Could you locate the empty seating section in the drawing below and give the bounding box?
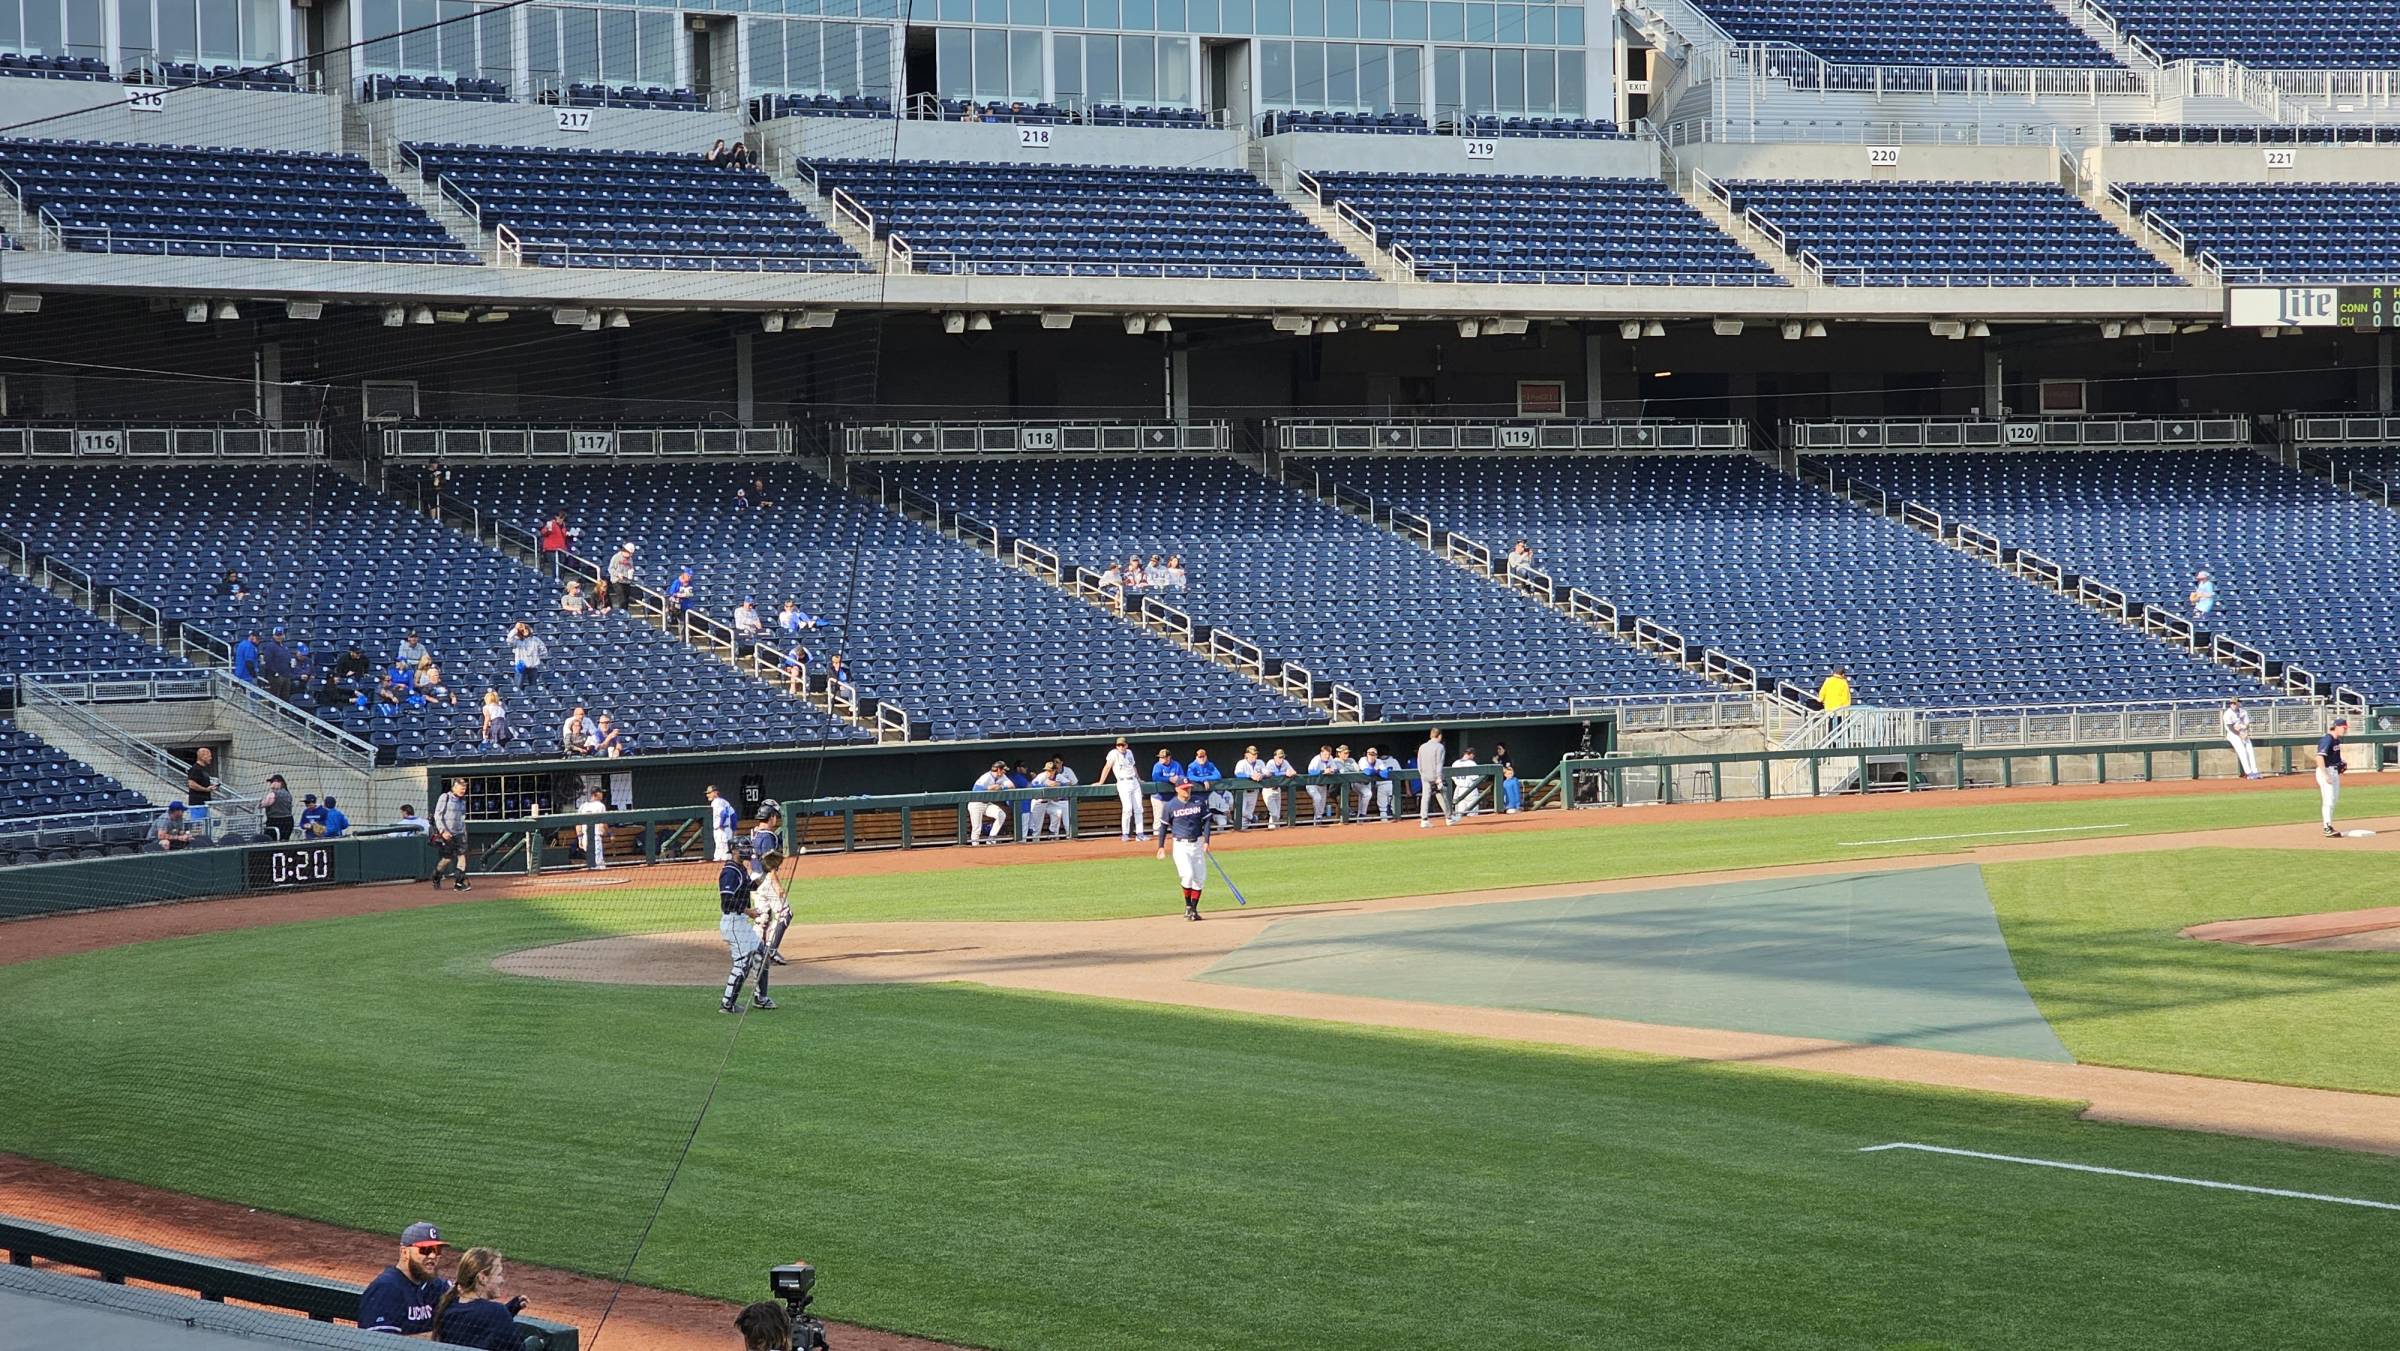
[0,139,475,263]
[0,572,192,688]
[0,470,866,763]
[1821,451,2400,699]
[157,61,303,92]
[362,73,509,102]
[0,52,110,80]
[1084,104,1213,128]
[2119,183,2400,283]
[809,160,1370,279]
[404,143,866,271]
[1455,116,1628,140]
[564,83,706,110]
[751,93,893,120]
[1691,0,2116,66]
[443,467,1319,740]
[2112,123,2400,143]
[875,458,1716,718]
[1312,173,1781,285]
[2103,1,2400,66]
[1262,110,1430,134]
[1726,180,2179,287]
[1316,455,2258,708]
[0,723,150,822]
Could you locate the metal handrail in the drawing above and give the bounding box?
[207,671,381,776]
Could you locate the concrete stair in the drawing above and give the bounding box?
[1670,171,1817,287]
[779,166,887,270]
[1248,144,1408,283]
[350,112,505,265]
[2082,180,2216,284]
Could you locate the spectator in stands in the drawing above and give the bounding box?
[506,621,548,688]
[260,627,294,698]
[960,103,984,123]
[780,643,810,695]
[825,653,850,688]
[968,760,1012,845]
[330,641,372,700]
[148,801,198,851]
[1163,554,1187,590]
[184,747,216,817]
[2190,570,2217,624]
[733,598,765,655]
[321,796,351,838]
[578,786,610,870]
[393,805,428,835]
[728,142,753,169]
[290,641,317,695]
[777,600,817,633]
[539,512,570,557]
[300,794,329,837]
[359,1221,451,1336]
[233,629,261,684]
[562,704,597,755]
[606,542,638,607]
[1098,560,1125,608]
[260,774,296,841]
[737,1301,794,1351]
[703,137,733,165]
[431,780,471,891]
[373,667,408,710]
[1500,764,1523,814]
[667,567,697,614]
[561,579,591,618]
[397,631,430,668]
[416,658,458,706]
[1124,555,1147,591]
[429,1246,527,1349]
[480,690,513,747]
[1507,540,1535,577]
[594,713,625,758]
[1817,666,1854,721]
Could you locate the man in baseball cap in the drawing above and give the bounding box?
[359,1221,451,1335]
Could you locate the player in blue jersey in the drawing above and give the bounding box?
[1154,777,1214,921]
[359,1222,450,1335]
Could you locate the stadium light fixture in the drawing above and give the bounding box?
[968,312,994,332]
[384,305,409,327]
[1651,369,1675,379]
[1123,314,1149,335]
[282,300,322,321]
[943,311,968,334]
[1618,320,1643,340]
[552,307,593,327]
[2258,326,2280,338]
[1966,321,1991,338]
[1712,319,1743,336]
[1150,314,1174,333]
[184,301,210,324]
[408,304,434,325]
[1485,317,1529,336]
[1457,318,1482,339]
[2101,321,2123,339]
[760,311,787,333]
[1368,320,1401,332]
[605,310,630,329]
[1805,321,1828,339]
[1928,320,1965,340]
[1780,320,1804,341]
[213,300,240,321]
[798,309,838,329]
[1270,315,1313,334]
[1311,317,1339,335]
[1641,320,1666,338]
[1039,311,1075,329]
[2141,318,2176,336]
[1,292,39,314]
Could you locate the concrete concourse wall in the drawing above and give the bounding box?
[0,82,341,152]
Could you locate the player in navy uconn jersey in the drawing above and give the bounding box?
[359,1222,450,1335]
[1153,777,1214,921]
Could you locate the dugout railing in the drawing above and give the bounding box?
[0,1215,578,1349]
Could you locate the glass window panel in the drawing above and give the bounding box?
[562,6,599,79]
[118,0,153,63]
[1389,37,1416,107]
[477,5,511,80]
[1188,0,1216,32]
[639,10,674,82]
[1392,0,1422,36]
[243,0,274,61]
[1122,0,1150,27]
[1356,40,1384,109]
[793,18,822,84]
[1157,0,1183,31]
[157,0,195,60]
[1325,40,1352,104]
[1556,43,1579,110]
[1526,47,1550,110]
[1292,36,1320,101]
[1086,30,1116,97]
[1428,0,1458,39]
[859,22,891,90]
[826,21,858,88]
[23,0,60,53]
[66,0,102,57]
[1291,0,1318,35]
[1158,34,1188,99]
[859,0,899,19]
[1259,35,1289,103]
[971,24,1003,93]
[1216,0,1246,29]
[1121,32,1151,97]
[1495,1,1521,42]
[1431,43,1456,112]
[1325,0,1352,37]
[935,23,970,94]
[1008,0,1039,23]
[1049,0,1081,24]
[1085,0,1115,26]
[972,0,1002,23]
[0,1,20,51]
[934,0,968,20]
[1358,0,1386,37]
[745,17,779,84]
[434,0,469,73]
[1051,31,1079,92]
[599,6,634,77]
[1008,27,1039,95]
[395,0,431,66]
[1554,3,1577,44]
[1462,43,1489,110]
[1493,44,1519,110]
[522,5,556,78]
[1463,1,1491,41]
[1254,0,1283,34]
[1526,5,1549,43]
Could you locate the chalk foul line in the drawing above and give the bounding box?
[1837,823,2132,847]
[1859,1143,2400,1212]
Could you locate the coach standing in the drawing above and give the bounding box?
[707,784,738,861]
[1098,737,1144,841]
[432,777,472,891]
[1416,728,1449,828]
[2316,717,2349,838]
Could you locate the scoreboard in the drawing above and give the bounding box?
[2225,284,2400,329]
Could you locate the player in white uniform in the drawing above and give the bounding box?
[577,786,609,869]
[1047,758,1079,839]
[2222,697,2260,779]
[1262,749,1296,828]
[1450,748,1484,818]
[1097,737,1144,841]
[968,761,1012,845]
[1231,745,1267,828]
[1416,728,1450,827]
[706,784,737,860]
[1305,745,1336,824]
[2316,718,2349,837]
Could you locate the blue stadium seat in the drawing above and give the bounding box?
[2120,182,2400,283]
[0,572,193,688]
[2103,1,2400,66]
[1726,179,2182,287]
[0,721,151,825]
[1691,0,2120,66]
[0,52,113,81]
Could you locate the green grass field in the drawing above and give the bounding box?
[5,784,2398,1349]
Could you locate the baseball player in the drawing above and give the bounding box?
[1046,758,1078,839]
[1362,745,1395,820]
[1154,777,1213,921]
[1186,748,1228,826]
[2316,716,2349,838]
[968,761,1012,845]
[1262,748,1295,828]
[749,801,791,966]
[1416,728,1450,827]
[2223,698,2261,779]
[1451,746,1484,818]
[1334,744,1366,821]
[1148,746,1184,827]
[1097,737,1144,841]
[706,783,737,861]
[1305,744,1336,823]
[1029,760,1063,841]
[717,843,775,1012]
[1232,745,1268,828]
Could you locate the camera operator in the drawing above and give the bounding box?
[736,1301,793,1351]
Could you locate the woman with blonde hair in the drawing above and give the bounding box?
[479,689,513,748]
[431,1246,528,1348]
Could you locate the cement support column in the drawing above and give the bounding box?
[256,340,283,423]
[1167,336,1190,420]
[1582,324,1606,418]
[2380,332,2394,413]
[1982,345,2005,419]
[735,330,755,424]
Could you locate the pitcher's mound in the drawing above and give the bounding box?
[2184,907,2400,951]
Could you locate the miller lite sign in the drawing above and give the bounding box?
[2226,286,2339,328]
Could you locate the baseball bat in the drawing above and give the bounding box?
[1209,850,1249,907]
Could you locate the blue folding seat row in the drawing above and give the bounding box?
[0,52,110,81]
[1726,179,2180,287]
[1261,110,1431,135]
[2119,182,2400,284]
[157,61,304,92]
[750,92,894,120]
[2112,123,2400,144]
[561,83,706,111]
[2103,1,2400,67]
[1692,0,2120,67]
[362,73,510,103]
